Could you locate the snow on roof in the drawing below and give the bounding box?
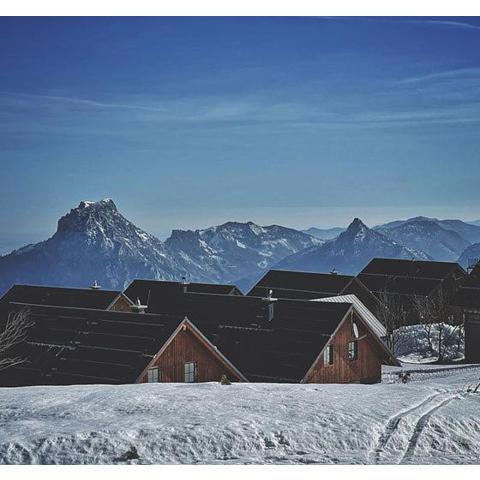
[312,294,386,338]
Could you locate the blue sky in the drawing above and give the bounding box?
[1,16,480,243]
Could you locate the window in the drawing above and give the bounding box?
[184,362,197,383]
[348,340,358,361]
[323,344,333,365]
[147,367,160,383]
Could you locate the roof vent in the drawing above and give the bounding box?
[131,297,148,314]
[262,290,276,322]
[266,302,274,322]
[181,275,190,293]
[90,280,101,290]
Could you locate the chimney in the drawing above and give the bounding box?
[130,297,148,314]
[181,275,190,293]
[90,280,101,290]
[262,289,276,322]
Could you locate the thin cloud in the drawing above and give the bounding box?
[1,88,480,135]
[397,68,480,85]
[320,17,480,32]
[0,91,167,113]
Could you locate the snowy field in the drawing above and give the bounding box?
[1,364,480,465]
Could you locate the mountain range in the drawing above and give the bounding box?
[0,200,320,294]
[0,200,479,294]
[277,218,430,274]
[165,222,321,287]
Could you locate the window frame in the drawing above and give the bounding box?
[147,366,160,383]
[348,340,359,361]
[184,361,198,383]
[323,344,334,365]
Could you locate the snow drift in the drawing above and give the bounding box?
[1,366,479,465]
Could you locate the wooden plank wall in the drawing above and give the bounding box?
[108,295,133,312]
[137,326,243,383]
[304,311,382,384]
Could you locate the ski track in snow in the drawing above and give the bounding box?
[399,393,464,465]
[373,390,466,465]
[372,390,446,464]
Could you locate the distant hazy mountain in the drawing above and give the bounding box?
[375,218,470,261]
[275,218,430,275]
[0,200,320,294]
[469,220,480,227]
[0,199,183,294]
[165,222,321,285]
[2,200,477,295]
[301,227,346,240]
[377,216,480,245]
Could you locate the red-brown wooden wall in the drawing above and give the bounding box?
[137,325,244,383]
[303,311,383,384]
[108,295,133,312]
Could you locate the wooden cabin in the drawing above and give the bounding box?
[248,269,379,314]
[357,258,467,325]
[119,279,243,313]
[359,258,467,281]
[0,284,132,311]
[137,317,246,383]
[0,302,245,387]
[156,293,399,384]
[0,287,398,387]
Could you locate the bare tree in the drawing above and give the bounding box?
[376,290,409,354]
[0,308,33,372]
[412,289,461,362]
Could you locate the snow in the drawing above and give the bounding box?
[394,324,464,362]
[1,365,480,465]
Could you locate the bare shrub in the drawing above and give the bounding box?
[0,308,33,372]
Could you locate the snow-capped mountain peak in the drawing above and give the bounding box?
[165,220,321,287]
[57,199,121,234]
[0,202,321,294]
[0,199,182,292]
[275,218,430,274]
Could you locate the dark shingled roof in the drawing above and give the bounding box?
[357,273,442,297]
[174,294,354,383]
[360,258,465,280]
[0,292,397,386]
[0,303,184,386]
[123,279,242,313]
[247,270,355,300]
[0,294,353,385]
[0,284,122,310]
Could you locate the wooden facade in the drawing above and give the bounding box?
[303,311,383,384]
[137,319,246,384]
[1,282,398,387]
[107,293,134,312]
